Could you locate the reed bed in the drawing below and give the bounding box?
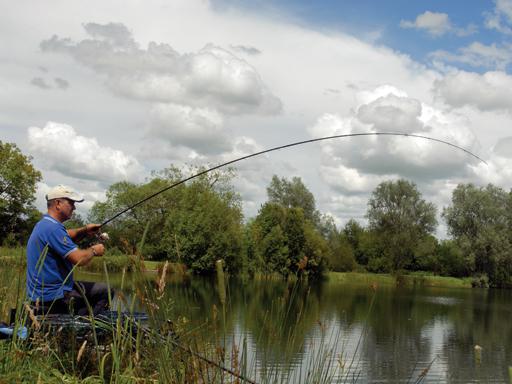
[0,241,379,384]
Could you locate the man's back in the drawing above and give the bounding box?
[26,214,77,302]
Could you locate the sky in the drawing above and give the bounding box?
[2,0,512,236]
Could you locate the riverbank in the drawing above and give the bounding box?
[0,248,478,289]
[328,271,473,289]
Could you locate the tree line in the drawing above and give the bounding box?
[3,141,512,287]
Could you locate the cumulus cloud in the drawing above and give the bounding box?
[319,164,390,194]
[28,121,144,183]
[430,42,512,70]
[485,0,512,34]
[40,23,282,115]
[434,70,512,112]
[356,94,425,133]
[400,11,476,37]
[472,137,512,187]
[147,103,232,155]
[309,86,481,194]
[400,11,451,36]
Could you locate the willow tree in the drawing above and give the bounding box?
[366,179,437,271]
[443,183,512,286]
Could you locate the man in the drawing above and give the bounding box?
[26,185,110,316]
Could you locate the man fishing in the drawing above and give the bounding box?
[26,185,110,315]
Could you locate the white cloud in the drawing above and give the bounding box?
[147,103,232,155]
[430,42,512,70]
[357,94,425,133]
[400,11,452,37]
[40,24,282,116]
[308,86,480,194]
[434,70,512,112]
[471,136,512,188]
[319,164,390,194]
[3,0,507,231]
[27,121,144,184]
[485,0,512,34]
[400,11,475,37]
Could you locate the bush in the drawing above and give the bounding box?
[327,234,356,272]
[471,274,489,288]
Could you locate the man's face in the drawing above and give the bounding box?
[57,198,76,221]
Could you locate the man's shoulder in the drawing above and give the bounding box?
[32,215,64,235]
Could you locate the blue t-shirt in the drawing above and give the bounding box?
[26,214,78,302]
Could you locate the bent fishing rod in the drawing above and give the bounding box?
[100,132,487,227]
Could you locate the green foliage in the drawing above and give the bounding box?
[358,230,388,272]
[267,175,320,225]
[250,203,327,277]
[443,183,512,287]
[161,175,244,274]
[0,141,42,245]
[64,212,85,229]
[411,235,439,272]
[436,240,468,277]
[366,179,437,271]
[326,232,356,272]
[343,219,366,265]
[89,166,243,274]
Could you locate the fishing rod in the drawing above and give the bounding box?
[156,331,258,384]
[100,132,487,227]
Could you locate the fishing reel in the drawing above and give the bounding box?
[96,232,110,243]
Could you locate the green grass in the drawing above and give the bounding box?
[0,248,182,275]
[328,271,473,289]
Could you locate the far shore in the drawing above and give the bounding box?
[328,271,473,289]
[0,249,477,289]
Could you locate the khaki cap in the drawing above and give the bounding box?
[45,185,84,202]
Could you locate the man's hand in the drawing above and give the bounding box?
[67,224,102,242]
[85,224,101,237]
[91,243,105,256]
[68,243,105,266]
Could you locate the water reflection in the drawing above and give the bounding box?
[76,272,512,382]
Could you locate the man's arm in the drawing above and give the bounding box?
[67,243,105,266]
[67,224,101,242]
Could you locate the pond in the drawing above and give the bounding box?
[3,265,511,383]
[75,270,512,383]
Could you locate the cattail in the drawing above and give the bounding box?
[77,340,87,363]
[156,260,168,299]
[24,303,40,331]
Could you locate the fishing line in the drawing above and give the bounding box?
[100,132,487,227]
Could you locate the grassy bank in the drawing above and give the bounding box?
[0,248,179,275]
[0,247,478,288]
[328,271,473,289]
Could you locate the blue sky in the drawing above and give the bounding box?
[2,0,512,233]
[214,0,510,72]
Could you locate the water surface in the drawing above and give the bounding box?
[54,271,512,383]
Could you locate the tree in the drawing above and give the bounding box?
[89,166,244,273]
[250,202,327,277]
[0,141,42,244]
[366,179,437,271]
[266,175,320,225]
[326,232,356,272]
[443,183,512,286]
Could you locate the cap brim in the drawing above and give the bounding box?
[67,193,84,202]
